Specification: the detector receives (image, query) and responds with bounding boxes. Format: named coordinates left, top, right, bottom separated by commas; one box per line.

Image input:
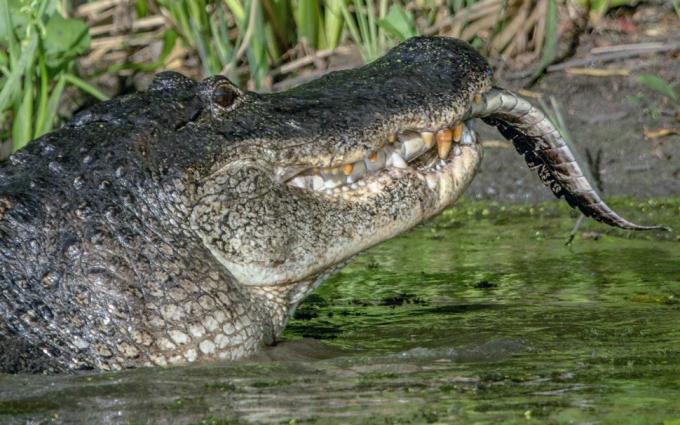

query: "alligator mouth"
left=278, top=120, right=478, bottom=194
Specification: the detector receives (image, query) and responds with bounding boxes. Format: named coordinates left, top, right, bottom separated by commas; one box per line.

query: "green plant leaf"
left=324, top=0, right=345, bottom=49
left=531, top=0, right=557, bottom=80
left=297, top=0, right=319, bottom=47
left=63, top=73, right=108, bottom=101
left=0, top=32, right=37, bottom=111
left=12, top=73, right=35, bottom=151
left=35, top=73, right=65, bottom=138
left=0, top=0, right=26, bottom=48
left=378, top=4, right=417, bottom=41
left=43, top=13, right=90, bottom=68
left=638, top=74, right=679, bottom=104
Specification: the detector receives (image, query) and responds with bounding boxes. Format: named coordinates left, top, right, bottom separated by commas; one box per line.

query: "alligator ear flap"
left=474, top=88, right=668, bottom=231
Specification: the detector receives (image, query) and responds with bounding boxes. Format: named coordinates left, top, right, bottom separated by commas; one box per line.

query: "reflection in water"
left=1, top=198, right=679, bottom=424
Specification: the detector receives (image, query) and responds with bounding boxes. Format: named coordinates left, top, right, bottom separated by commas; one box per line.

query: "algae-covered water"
left=1, top=198, right=679, bottom=425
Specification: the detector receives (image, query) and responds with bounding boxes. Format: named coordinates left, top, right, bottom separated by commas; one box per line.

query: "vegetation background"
left=0, top=0, right=677, bottom=160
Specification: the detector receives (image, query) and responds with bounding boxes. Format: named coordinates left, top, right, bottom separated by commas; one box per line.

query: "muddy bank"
left=469, top=5, right=679, bottom=202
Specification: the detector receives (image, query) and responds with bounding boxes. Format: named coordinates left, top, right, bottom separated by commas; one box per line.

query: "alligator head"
left=0, top=37, right=662, bottom=372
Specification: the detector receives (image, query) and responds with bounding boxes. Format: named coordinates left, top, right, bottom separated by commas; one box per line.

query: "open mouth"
left=279, top=120, right=478, bottom=194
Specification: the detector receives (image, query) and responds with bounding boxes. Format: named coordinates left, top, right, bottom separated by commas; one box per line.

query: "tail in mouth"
left=470, top=87, right=667, bottom=231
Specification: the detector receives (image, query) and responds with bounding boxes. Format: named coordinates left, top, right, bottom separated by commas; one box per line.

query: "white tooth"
left=289, top=176, right=307, bottom=188
left=400, top=135, right=425, bottom=160
left=348, top=160, right=366, bottom=183
left=462, top=126, right=475, bottom=145
left=341, top=186, right=349, bottom=192
left=387, top=151, right=408, bottom=168
left=453, top=145, right=462, bottom=156
left=351, top=183, right=358, bottom=190
left=324, top=178, right=342, bottom=189
left=426, top=175, right=438, bottom=190
left=321, top=169, right=346, bottom=188
left=311, top=176, right=324, bottom=191
left=365, top=150, right=386, bottom=173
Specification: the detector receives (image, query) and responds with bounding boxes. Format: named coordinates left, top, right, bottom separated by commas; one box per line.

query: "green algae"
left=1, top=197, right=679, bottom=424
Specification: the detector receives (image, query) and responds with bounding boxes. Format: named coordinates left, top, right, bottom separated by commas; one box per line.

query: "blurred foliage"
left=0, top=0, right=107, bottom=151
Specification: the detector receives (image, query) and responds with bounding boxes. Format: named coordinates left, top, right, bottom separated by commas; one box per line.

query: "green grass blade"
left=39, top=73, right=66, bottom=138
left=339, top=0, right=361, bottom=47
left=297, top=0, right=319, bottom=48
left=63, top=73, right=108, bottom=101
left=324, top=0, right=345, bottom=49
left=0, top=33, right=37, bottom=112
left=224, top=0, right=246, bottom=25
left=378, top=4, right=418, bottom=41
left=531, top=0, right=557, bottom=80
left=34, top=51, right=49, bottom=139
left=638, top=74, right=679, bottom=104
left=367, top=0, right=377, bottom=55
left=12, top=61, right=36, bottom=151
left=0, top=0, right=20, bottom=59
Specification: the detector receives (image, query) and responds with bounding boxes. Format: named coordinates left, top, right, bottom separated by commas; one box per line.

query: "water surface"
left=1, top=198, right=679, bottom=424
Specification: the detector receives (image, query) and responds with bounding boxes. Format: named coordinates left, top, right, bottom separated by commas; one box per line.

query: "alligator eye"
left=212, top=83, right=238, bottom=108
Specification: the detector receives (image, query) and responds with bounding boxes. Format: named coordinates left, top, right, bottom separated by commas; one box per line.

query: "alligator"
left=0, top=36, right=662, bottom=373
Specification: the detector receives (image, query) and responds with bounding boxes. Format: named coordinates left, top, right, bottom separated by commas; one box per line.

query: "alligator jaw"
left=203, top=127, right=483, bottom=288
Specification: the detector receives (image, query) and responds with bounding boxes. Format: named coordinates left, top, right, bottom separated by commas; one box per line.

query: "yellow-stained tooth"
left=474, top=94, right=481, bottom=103
left=421, top=131, right=434, bottom=148
left=369, top=151, right=378, bottom=161
left=387, top=134, right=397, bottom=144
left=343, top=163, right=354, bottom=176
left=436, top=129, right=453, bottom=159
left=452, top=123, right=463, bottom=142
left=436, top=129, right=452, bottom=144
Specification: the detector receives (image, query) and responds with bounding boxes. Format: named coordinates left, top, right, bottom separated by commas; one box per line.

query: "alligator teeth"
left=311, top=176, right=324, bottom=190
left=284, top=120, right=477, bottom=193
left=289, top=176, right=307, bottom=189
left=365, top=150, right=386, bottom=172
left=421, top=131, right=434, bottom=148
left=400, top=133, right=426, bottom=160
left=452, top=123, right=463, bottom=142
left=436, top=129, right=453, bottom=159
left=321, top=171, right=346, bottom=189
left=386, top=151, right=408, bottom=168
left=347, top=160, right=366, bottom=183
left=462, top=125, right=475, bottom=145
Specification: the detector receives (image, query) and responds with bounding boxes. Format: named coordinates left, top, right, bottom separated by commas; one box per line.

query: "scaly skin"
left=0, top=37, right=660, bottom=373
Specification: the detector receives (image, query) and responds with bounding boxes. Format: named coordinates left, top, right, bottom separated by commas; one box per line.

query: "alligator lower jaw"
left=280, top=120, right=479, bottom=197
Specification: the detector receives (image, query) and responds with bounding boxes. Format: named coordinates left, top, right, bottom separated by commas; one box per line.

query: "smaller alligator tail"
left=471, top=87, right=667, bottom=231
